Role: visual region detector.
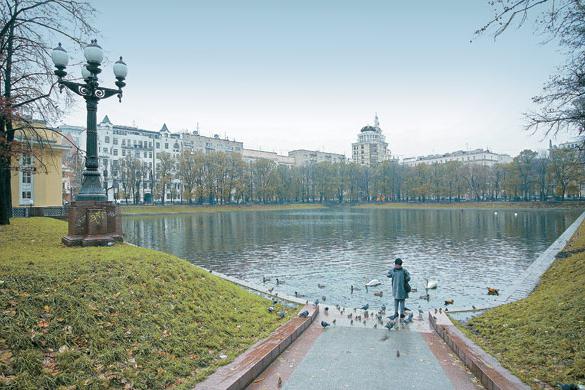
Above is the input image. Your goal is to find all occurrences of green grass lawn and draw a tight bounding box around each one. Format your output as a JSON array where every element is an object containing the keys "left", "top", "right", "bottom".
[
  {"left": 457, "top": 220, "right": 585, "bottom": 388},
  {"left": 358, "top": 201, "right": 585, "bottom": 210},
  {"left": 0, "top": 218, "right": 292, "bottom": 389},
  {"left": 121, "top": 203, "right": 325, "bottom": 215}
]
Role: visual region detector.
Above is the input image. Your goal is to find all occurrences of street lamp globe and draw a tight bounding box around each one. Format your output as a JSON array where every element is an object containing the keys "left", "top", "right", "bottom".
[
  {"left": 84, "top": 39, "right": 104, "bottom": 64},
  {"left": 51, "top": 43, "right": 69, "bottom": 68},
  {"left": 81, "top": 65, "right": 91, "bottom": 80},
  {"left": 113, "top": 56, "right": 128, "bottom": 79}
]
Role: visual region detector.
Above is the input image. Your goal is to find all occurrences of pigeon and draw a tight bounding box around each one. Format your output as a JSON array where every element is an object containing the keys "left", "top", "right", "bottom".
[
  {"left": 277, "top": 375, "right": 282, "bottom": 388},
  {"left": 444, "top": 299, "right": 454, "bottom": 305},
  {"left": 373, "top": 324, "right": 377, "bottom": 329},
  {"left": 321, "top": 296, "right": 326, "bottom": 301},
  {"left": 361, "top": 304, "right": 369, "bottom": 311},
  {"left": 439, "top": 308, "right": 443, "bottom": 314},
  {"left": 272, "top": 299, "right": 278, "bottom": 305},
  {"left": 278, "top": 310, "right": 286, "bottom": 319},
  {"left": 314, "top": 299, "right": 320, "bottom": 306},
  {"left": 472, "top": 305, "right": 477, "bottom": 310},
  {"left": 350, "top": 319, "right": 354, "bottom": 325},
  {"left": 262, "top": 276, "right": 268, "bottom": 283},
  {"left": 404, "top": 312, "right": 414, "bottom": 324},
  {"left": 559, "top": 385, "right": 584, "bottom": 390},
  {"left": 324, "top": 306, "right": 329, "bottom": 313},
  {"left": 381, "top": 304, "right": 386, "bottom": 311},
  {"left": 298, "top": 310, "right": 309, "bottom": 318},
  {"left": 276, "top": 278, "right": 282, "bottom": 285},
  {"left": 318, "top": 283, "right": 326, "bottom": 288},
  {"left": 385, "top": 321, "right": 395, "bottom": 330},
  {"left": 268, "top": 287, "right": 274, "bottom": 293},
  {"left": 351, "top": 285, "right": 354, "bottom": 293},
  {"left": 332, "top": 319, "right": 336, "bottom": 326},
  {"left": 374, "top": 291, "right": 383, "bottom": 297},
  {"left": 347, "top": 313, "right": 353, "bottom": 319},
  {"left": 396, "top": 350, "right": 400, "bottom": 358},
  {"left": 268, "top": 306, "right": 275, "bottom": 313},
  {"left": 321, "top": 320, "right": 330, "bottom": 328}
]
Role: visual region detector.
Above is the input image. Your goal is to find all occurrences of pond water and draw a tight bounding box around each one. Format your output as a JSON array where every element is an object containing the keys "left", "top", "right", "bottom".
[{"left": 123, "top": 208, "right": 580, "bottom": 311}]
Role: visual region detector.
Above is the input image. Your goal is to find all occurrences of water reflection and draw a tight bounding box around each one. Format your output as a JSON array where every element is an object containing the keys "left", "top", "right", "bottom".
[{"left": 123, "top": 208, "right": 580, "bottom": 310}]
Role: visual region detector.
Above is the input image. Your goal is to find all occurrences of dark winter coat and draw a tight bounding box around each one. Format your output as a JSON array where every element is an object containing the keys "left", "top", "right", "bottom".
[{"left": 387, "top": 267, "right": 411, "bottom": 300}]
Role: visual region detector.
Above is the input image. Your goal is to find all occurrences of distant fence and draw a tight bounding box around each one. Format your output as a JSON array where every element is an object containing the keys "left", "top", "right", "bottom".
[{"left": 12, "top": 206, "right": 69, "bottom": 219}]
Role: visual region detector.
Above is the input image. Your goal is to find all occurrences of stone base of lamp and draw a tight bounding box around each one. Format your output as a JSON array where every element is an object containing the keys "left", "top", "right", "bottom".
[{"left": 62, "top": 200, "right": 123, "bottom": 247}]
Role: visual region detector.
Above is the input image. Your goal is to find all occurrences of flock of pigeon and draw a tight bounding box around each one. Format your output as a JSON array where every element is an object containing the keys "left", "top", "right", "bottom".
[{"left": 263, "top": 275, "right": 502, "bottom": 330}]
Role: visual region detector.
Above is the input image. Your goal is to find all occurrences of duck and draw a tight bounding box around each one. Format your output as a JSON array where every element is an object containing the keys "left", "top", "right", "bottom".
[
  {"left": 425, "top": 279, "right": 438, "bottom": 290},
  {"left": 487, "top": 287, "right": 499, "bottom": 296},
  {"left": 365, "top": 279, "right": 382, "bottom": 287}
]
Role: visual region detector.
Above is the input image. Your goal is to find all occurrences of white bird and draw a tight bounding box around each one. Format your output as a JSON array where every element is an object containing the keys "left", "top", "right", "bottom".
[
  {"left": 425, "top": 279, "right": 438, "bottom": 290},
  {"left": 365, "top": 279, "right": 382, "bottom": 287}
]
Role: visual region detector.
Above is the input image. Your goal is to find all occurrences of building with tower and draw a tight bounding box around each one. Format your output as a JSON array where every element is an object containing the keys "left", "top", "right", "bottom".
[{"left": 351, "top": 114, "right": 390, "bottom": 166}]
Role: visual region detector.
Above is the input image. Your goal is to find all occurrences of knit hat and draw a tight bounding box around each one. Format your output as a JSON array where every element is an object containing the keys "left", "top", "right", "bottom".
[{"left": 394, "top": 258, "right": 402, "bottom": 265}]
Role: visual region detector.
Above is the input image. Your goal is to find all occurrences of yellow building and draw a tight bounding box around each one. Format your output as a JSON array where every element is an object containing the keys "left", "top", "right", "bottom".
[{"left": 10, "top": 122, "right": 70, "bottom": 207}]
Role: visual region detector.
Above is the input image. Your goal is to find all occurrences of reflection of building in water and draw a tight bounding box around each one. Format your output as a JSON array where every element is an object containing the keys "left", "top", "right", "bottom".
[
  {"left": 401, "top": 148, "right": 512, "bottom": 167},
  {"left": 352, "top": 114, "right": 390, "bottom": 166}
]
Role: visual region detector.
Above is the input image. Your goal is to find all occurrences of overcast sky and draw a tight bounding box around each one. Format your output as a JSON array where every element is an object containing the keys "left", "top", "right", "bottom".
[{"left": 59, "top": 1, "right": 574, "bottom": 158}]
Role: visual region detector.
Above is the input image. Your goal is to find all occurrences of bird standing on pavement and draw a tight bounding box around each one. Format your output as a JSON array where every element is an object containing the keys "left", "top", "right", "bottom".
[
  {"left": 299, "top": 310, "right": 309, "bottom": 318},
  {"left": 321, "top": 320, "right": 330, "bottom": 328},
  {"left": 361, "top": 303, "right": 369, "bottom": 310}
]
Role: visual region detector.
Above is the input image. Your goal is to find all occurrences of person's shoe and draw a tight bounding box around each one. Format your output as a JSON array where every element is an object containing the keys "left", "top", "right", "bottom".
[
  {"left": 388, "top": 313, "right": 398, "bottom": 320},
  {"left": 400, "top": 313, "right": 405, "bottom": 319}
]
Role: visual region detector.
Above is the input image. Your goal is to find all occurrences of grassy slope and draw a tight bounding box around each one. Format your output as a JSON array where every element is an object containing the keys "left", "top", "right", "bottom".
[
  {"left": 357, "top": 201, "right": 585, "bottom": 210},
  {"left": 121, "top": 203, "right": 324, "bottom": 215},
  {"left": 0, "top": 218, "right": 291, "bottom": 389},
  {"left": 459, "top": 221, "right": 585, "bottom": 388}
]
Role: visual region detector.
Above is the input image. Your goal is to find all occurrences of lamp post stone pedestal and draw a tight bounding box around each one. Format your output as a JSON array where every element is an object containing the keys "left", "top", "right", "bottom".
[
  {"left": 62, "top": 201, "right": 123, "bottom": 246},
  {"left": 52, "top": 40, "right": 128, "bottom": 247}
]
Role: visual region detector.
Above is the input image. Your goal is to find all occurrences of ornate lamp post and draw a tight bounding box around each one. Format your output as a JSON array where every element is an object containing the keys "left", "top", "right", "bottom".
[{"left": 52, "top": 40, "right": 128, "bottom": 246}]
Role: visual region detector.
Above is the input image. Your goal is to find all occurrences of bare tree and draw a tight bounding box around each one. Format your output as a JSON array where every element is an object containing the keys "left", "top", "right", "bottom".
[
  {"left": 477, "top": 0, "right": 585, "bottom": 143},
  {"left": 0, "top": 0, "right": 96, "bottom": 224}
]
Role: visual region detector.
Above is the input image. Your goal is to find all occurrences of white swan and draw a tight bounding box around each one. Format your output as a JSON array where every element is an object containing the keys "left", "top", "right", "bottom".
[
  {"left": 365, "top": 279, "right": 382, "bottom": 287},
  {"left": 425, "top": 279, "right": 438, "bottom": 290}
]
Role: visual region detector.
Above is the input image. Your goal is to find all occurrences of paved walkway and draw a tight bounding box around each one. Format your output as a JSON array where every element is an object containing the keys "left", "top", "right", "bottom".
[{"left": 248, "top": 308, "right": 482, "bottom": 390}]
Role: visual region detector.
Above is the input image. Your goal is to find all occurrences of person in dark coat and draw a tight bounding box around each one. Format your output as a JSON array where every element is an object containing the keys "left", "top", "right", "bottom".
[{"left": 386, "top": 258, "right": 411, "bottom": 320}]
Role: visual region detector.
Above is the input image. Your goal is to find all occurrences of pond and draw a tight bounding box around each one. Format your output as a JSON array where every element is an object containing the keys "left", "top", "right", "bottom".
[{"left": 123, "top": 208, "right": 580, "bottom": 311}]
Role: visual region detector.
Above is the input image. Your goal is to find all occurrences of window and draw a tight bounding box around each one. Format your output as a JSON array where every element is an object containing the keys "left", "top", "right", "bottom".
[
  {"left": 144, "top": 151, "right": 147, "bottom": 158},
  {"left": 122, "top": 149, "right": 126, "bottom": 156},
  {"left": 22, "top": 191, "right": 31, "bottom": 199},
  {"left": 22, "top": 155, "right": 32, "bottom": 166},
  {"left": 149, "top": 152, "right": 152, "bottom": 158},
  {"left": 122, "top": 139, "right": 126, "bottom": 146},
  {"left": 135, "top": 151, "right": 140, "bottom": 158},
  {"left": 105, "top": 136, "right": 110, "bottom": 143},
  {"left": 113, "top": 149, "right": 118, "bottom": 156},
  {"left": 113, "top": 138, "right": 118, "bottom": 145},
  {"left": 156, "top": 142, "right": 160, "bottom": 149},
  {"left": 103, "top": 147, "right": 108, "bottom": 153},
  {"left": 103, "top": 159, "right": 108, "bottom": 167},
  {"left": 22, "top": 171, "right": 32, "bottom": 184},
  {"left": 165, "top": 143, "right": 168, "bottom": 149}
]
